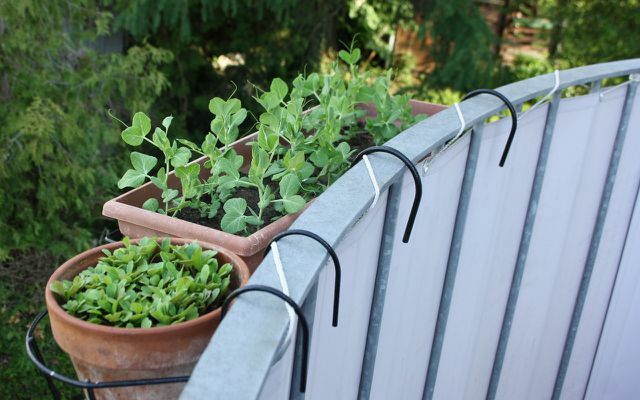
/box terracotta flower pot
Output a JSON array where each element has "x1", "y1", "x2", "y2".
[
  {"x1": 45, "y1": 238, "x2": 250, "y2": 400},
  {"x1": 102, "y1": 100, "x2": 446, "y2": 271}
]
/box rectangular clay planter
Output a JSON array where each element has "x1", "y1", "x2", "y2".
[{"x1": 103, "y1": 100, "x2": 445, "y2": 271}]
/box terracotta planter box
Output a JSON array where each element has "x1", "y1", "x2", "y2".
[
  {"x1": 45, "y1": 238, "x2": 250, "y2": 400},
  {"x1": 103, "y1": 100, "x2": 445, "y2": 271}
]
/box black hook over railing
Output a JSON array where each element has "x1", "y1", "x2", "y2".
[
  {"x1": 264, "y1": 229, "x2": 341, "y2": 327},
  {"x1": 25, "y1": 311, "x2": 190, "y2": 400},
  {"x1": 353, "y1": 146, "x2": 422, "y2": 243},
  {"x1": 462, "y1": 89, "x2": 518, "y2": 167},
  {"x1": 102, "y1": 229, "x2": 122, "y2": 244},
  {"x1": 221, "y1": 285, "x2": 310, "y2": 393}
]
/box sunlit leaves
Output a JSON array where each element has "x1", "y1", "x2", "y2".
[{"x1": 116, "y1": 46, "x2": 422, "y2": 235}]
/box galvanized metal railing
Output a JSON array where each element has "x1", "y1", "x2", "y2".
[{"x1": 181, "y1": 59, "x2": 640, "y2": 400}]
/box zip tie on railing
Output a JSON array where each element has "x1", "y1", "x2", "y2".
[
  {"x1": 270, "y1": 242, "x2": 297, "y2": 347},
  {"x1": 599, "y1": 73, "x2": 640, "y2": 100},
  {"x1": 362, "y1": 155, "x2": 380, "y2": 210},
  {"x1": 422, "y1": 102, "x2": 467, "y2": 174},
  {"x1": 519, "y1": 69, "x2": 560, "y2": 120}
]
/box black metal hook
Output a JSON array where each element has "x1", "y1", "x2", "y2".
[
  {"x1": 353, "y1": 146, "x2": 422, "y2": 243},
  {"x1": 264, "y1": 229, "x2": 341, "y2": 327},
  {"x1": 102, "y1": 228, "x2": 123, "y2": 244},
  {"x1": 25, "y1": 310, "x2": 190, "y2": 400},
  {"x1": 462, "y1": 89, "x2": 517, "y2": 167},
  {"x1": 221, "y1": 285, "x2": 310, "y2": 393}
]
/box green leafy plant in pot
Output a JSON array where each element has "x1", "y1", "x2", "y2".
[
  {"x1": 102, "y1": 47, "x2": 446, "y2": 270},
  {"x1": 45, "y1": 237, "x2": 250, "y2": 400}
]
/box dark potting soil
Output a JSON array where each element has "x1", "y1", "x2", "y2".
[
  {"x1": 177, "y1": 131, "x2": 376, "y2": 233},
  {"x1": 177, "y1": 183, "x2": 281, "y2": 231}
]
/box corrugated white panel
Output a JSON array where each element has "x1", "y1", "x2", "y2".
[
  {"x1": 303, "y1": 191, "x2": 389, "y2": 400},
  {"x1": 496, "y1": 93, "x2": 618, "y2": 399},
  {"x1": 433, "y1": 106, "x2": 548, "y2": 400},
  {"x1": 369, "y1": 135, "x2": 470, "y2": 400},
  {"x1": 585, "y1": 184, "x2": 640, "y2": 400},
  {"x1": 561, "y1": 88, "x2": 640, "y2": 399}
]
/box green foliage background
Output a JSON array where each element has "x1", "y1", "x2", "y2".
[{"x1": 0, "y1": 0, "x2": 637, "y2": 398}]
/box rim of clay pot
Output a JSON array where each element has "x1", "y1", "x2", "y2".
[{"x1": 45, "y1": 238, "x2": 250, "y2": 336}]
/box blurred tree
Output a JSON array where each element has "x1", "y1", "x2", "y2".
[
  {"x1": 106, "y1": 0, "x2": 345, "y2": 140},
  {"x1": 548, "y1": 0, "x2": 640, "y2": 65},
  {"x1": 0, "y1": 1, "x2": 171, "y2": 258}
]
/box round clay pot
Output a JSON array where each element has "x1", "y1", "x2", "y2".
[{"x1": 45, "y1": 238, "x2": 250, "y2": 400}]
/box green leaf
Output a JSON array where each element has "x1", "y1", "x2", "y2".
[
  {"x1": 177, "y1": 138, "x2": 200, "y2": 152},
  {"x1": 152, "y1": 127, "x2": 170, "y2": 150},
  {"x1": 131, "y1": 152, "x2": 157, "y2": 174},
  {"x1": 162, "y1": 188, "x2": 179, "y2": 203},
  {"x1": 231, "y1": 108, "x2": 247, "y2": 126},
  {"x1": 279, "y1": 173, "x2": 300, "y2": 197},
  {"x1": 225, "y1": 98, "x2": 242, "y2": 115},
  {"x1": 270, "y1": 78, "x2": 288, "y2": 100},
  {"x1": 142, "y1": 198, "x2": 159, "y2": 212},
  {"x1": 118, "y1": 169, "x2": 146, "y2": 189},
  {"x1": 121, "y1": 126, "x2": 144, "y2": 146},
  {"x1": 209, "y1": 97, "x2": 225, "y2": 116},
  {"x1": 220, "y1": 198, "x2": 248, "y2": 234},
  {"x1": 281, "y1": 195, "x2": 305, "y2": 214},
  {"x1": 132, "y1": 112, "x2": 152, "y2": 135},
  {"x1": 350, "y1": 48, "x2": 361, "y2": 64},
  {"x1": 162, "y1": 116, "x2": 173, "y2": 130},
  {"x1": 171, "y1": 147, "x2": 192, "y2": 167},
  {"x1": 223, "y1": 197, "x2": 247, "y2": 216},
  {"x1": 338, "y1": 50, "x2": 351, "y2": 64}
]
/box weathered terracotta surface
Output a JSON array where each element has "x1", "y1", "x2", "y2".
[
  {"x1": 102, "y1": 100, "x2": 446, "y2": 272},
  {"x1": 45, "y1": 238, "x2": 250, "y2": 400}
]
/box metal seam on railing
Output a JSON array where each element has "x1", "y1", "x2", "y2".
[
  {"x1": 552, "y1": 82, "x2": 639, "y2": 399},
  {"x1": 584, "y1": 176, "x2": 640, "y2": 396},
  {"x1": 357, "y1": 182, "x2": 403, "y2": 399},
  {"x1": 180, "y1": 59, "x2": 640, "y2": 400},
  {"x1": 422, "y1": 123, "x2": 483, "y2": 400},
  {"x1": 485, "y1": 92, "x2": 562, "y2": 400}
]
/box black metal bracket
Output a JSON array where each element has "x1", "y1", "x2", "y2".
[
  {"x1": 353, "y1": 145, "x2": 422, "y2": 243},
  {"x1": 26, "y1": 311, "x2": 190, "y2": 400},
  {"x1": 264, "y1": 229, "x2": 341, "y2": 327},
  {"x1": 221, "y1": 285, "x2": 310, "y2": 393},
  {"x1": 102, "y1": 228, "x2": 122, "y2": 244},
  {"x1": 462, "y1": 89, "x2": 518, "y2": 167}
]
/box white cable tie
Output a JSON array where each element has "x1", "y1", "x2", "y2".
[
  {"x1": 599, "y1": 73, "x2": 640, "y2": 100},
  {"x1": 452, "y1": 102, "x2": 466, "y2": 141},
  {"x1": 422, "y1": 102, "x2": 466, "y2": 174},
  {"x1": 271, "y1": 242, "x2": 296, "y2": 347},
  {"x1": 362, "y1": 155, "x2": 380, "y2": 210},
  {"x1": 519, "y1": 69, "x2": 560, "y2": 120}
]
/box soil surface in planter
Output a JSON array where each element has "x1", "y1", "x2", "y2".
[
  {"x1": 178, "y1": 182, "x2": 281, "y2": 232},
  {"x1": 176, "y1": 132, "x2": 375, "y2": 235}
]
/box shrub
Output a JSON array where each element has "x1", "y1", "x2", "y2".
[{"x1": 0, "y1": 1, "x2": 172, "y2": 259}]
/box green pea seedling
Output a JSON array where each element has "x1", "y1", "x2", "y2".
[{"x1": 115, "y1": 47, "x2": 424, "y2": 235}]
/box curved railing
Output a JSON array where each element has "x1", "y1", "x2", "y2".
[{"x1": 181, "y1": 59, "x2": 640, "y2": 400}]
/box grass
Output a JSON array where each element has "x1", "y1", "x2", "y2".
[{"x1": 0, "y1": 251, "x2": 83, "y2": 399}]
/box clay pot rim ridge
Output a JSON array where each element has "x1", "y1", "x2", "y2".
[{"x1": 45, "y1": 238, "x2": 250, "y2": 336}]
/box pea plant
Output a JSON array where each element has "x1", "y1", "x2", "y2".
[
  {"x1": 115, "y1": 47, "x2": 425, "y2": 235},
  {"x1": 50, "y1": 237, "x2": 233, "y2": 328}
]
